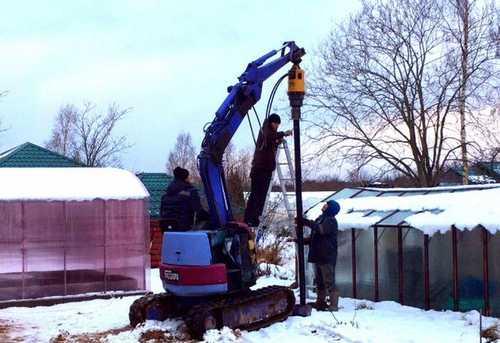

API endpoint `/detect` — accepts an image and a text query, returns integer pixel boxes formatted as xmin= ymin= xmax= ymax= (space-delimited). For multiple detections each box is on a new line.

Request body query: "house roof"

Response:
xmin=305 ymin=184 xmax=500 ymax=236
xmin=450 ymin=165 xmax=497 ymax=184
xmin=0 ymin=142 xmax=84 ymax=168
xmin=136 ymin=173 xmax=173 ymax=218
xmin=477 ymin=161 xmax=500 ymax=177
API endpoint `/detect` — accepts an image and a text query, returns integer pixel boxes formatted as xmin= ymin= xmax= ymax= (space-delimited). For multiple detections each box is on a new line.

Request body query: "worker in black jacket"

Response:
xmin=303 ymin=199 xmax=340 ymax=311
xmin=244 ymin=113 xmax=292 ymax=227
xmin=160 ymin=167 xmax=209 ymax=230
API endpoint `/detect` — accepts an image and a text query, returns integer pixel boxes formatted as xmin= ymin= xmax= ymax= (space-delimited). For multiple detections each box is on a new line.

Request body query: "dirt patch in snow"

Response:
xmin=481 ymin=323 xmax=499 ymax=343
xmin=49 ymin=325 xmax=195 ymax=343
xmin=138 ymin=328 xmax=194 ymax=342
xmin=49 ymin=326 xmax=132 ymax=342
xmin=0 ymin=319 xmax=25 ymax=342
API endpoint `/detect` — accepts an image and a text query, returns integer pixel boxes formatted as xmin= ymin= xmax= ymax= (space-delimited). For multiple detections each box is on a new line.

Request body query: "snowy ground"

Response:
xmin=0 ymin=269 xmax=498 ymax=342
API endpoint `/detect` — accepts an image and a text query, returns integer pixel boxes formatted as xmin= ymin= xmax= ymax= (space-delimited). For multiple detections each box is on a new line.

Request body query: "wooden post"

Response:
xmin=21 ymin=202 xmax=26 ymax=300
xmin=398 ymin=227 xmax=404 ymax=305
xmin=424 ymin=234 xmax=430 ymax=310
xmin=374 ymin=226 xmax=379 ymax=302
xmin=103 ymin=201 xmax=107 ymax=293
xmin=482 ymin=227 xmax=490 ymax=316
xmin=452 ymin=227 xmax=459 ymax=311
xmin=351 ymin=228 xmax=357 ymax=298
xmin=63 ymin=202 xmax=67 ymax=296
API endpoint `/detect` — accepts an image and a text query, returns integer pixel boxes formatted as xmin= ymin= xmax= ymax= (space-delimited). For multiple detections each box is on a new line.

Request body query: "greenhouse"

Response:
xmin=305 ymin=184 xmax=500 ymax=317
xmin=0 ymin=168 xmax=150 ymax=303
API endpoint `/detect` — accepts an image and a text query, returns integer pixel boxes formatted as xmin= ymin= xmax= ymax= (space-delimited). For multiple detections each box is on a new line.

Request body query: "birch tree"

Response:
xmin=444 ymin=0 xmax=498 ymax=184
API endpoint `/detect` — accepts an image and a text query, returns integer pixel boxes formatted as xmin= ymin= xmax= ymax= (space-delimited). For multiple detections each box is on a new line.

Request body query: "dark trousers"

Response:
xmin=244 ymin=168 xmax=273 ymax=226
xmin=314 ymin=263 xmax=336 ymax=292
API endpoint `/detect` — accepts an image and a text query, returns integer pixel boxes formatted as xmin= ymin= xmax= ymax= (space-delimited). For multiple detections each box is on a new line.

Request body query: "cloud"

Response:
xmin=0 ymin=39 xmax=52 ymax=79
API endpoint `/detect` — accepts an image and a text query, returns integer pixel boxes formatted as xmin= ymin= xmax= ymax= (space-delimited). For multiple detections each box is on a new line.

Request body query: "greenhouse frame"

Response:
xmin=304 ymin=185 xmax=500 ymax=317
xmin=0 ymin=168 xmax=150 ymax=304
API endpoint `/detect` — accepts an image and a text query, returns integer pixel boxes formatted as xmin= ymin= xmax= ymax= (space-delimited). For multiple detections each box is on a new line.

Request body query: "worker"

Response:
xmin=303 ymin=200 xmax=340 ymax=311
xmin=244 ymin=113 xmax=292 ymax=227
xmin=160 ymin=167 xmax=209 ymax=230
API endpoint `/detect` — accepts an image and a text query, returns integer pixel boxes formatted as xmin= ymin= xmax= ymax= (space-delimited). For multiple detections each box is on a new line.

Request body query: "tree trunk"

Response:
xmin=458 ymin=0 xmax=470 ymax=185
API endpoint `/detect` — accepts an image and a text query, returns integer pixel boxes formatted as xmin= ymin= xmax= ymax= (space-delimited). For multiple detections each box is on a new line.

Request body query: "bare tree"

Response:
xmin=166 ymin=132 xmax=199 ymax=180
xmin=46 ymin=104 xmax=78 ymax=157
xmin=223 ymin=143 xmax=252 ymax=220
xmin=308 ymin=0 xmax=498 ymax=186
xmin=444 ymin=0 xmax=498 ymax=184
xmin=0 ymin=91 xmax=7 ymax=135
xmin=470 ymin=106 xmax=500 ymax=163
xmin=46 ymin=102 xmax=131 ymax=167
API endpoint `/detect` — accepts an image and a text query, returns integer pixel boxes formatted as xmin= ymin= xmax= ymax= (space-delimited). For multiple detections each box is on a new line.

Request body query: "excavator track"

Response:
xmin=129 ymin=292 xmax=178 ymax=327
xmin=129 ymin=286 xmax=295 ymax=339
xmin=184 ymin=286 xmax=295 ymax=339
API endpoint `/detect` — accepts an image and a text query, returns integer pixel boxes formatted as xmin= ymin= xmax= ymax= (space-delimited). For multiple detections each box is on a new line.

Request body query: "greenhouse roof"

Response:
xmin=0 ymin=168 xmax=149 ymax=201
xmin=305 ymin=184 xmax=500 ymax=236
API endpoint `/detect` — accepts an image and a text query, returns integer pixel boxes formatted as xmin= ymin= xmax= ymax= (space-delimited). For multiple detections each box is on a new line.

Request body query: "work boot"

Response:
xmin=314 ymin=289 xmax=328 ymax=311
xmin=328 ymin=289 xmax=339 ymax=311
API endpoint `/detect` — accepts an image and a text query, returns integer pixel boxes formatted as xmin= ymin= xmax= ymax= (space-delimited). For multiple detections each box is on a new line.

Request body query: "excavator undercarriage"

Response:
xmin=129 ymin=286 xmax=295 ymax=339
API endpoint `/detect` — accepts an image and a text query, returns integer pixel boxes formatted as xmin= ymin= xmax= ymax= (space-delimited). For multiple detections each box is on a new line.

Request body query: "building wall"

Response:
xmin=150 ymin=220 xmax=163 ymax=268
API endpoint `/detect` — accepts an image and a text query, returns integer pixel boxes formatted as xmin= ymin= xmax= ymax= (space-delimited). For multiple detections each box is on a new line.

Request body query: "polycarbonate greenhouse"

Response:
xmin=0 ymin=168 xmax=150 ymax=303
xmin=305 ymin=184 xmax=500 ymax=317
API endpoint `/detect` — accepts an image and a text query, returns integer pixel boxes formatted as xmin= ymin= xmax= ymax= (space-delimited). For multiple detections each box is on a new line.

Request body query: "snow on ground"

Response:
xmin=207 ymin=298 xmax=499 ymax=343
xmin=0 ymin=269 xmax=498 ymax=342
xmin=0 ymin=295 xmax=139 ymax=342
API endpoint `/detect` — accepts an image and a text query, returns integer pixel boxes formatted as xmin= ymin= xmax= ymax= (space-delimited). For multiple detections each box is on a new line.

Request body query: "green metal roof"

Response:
xmin=0 ymin=142 xmax=84 ymax=168
xmin=136 ymin=173 xmax=173 ymax=218
xmin=478 ymin=162 xmax=500 ymax=177
xmin=451 ymin=163 xmax=499 ymax=184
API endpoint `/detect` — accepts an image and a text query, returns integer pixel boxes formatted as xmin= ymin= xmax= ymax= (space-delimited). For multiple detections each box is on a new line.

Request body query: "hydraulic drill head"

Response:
xmin=287 ymin=64 xmax=305 ymax=120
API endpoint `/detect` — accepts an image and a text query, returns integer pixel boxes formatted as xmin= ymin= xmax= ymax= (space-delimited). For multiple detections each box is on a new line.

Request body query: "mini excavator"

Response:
xmin=129 ymin=42 xmax=306 ymax=339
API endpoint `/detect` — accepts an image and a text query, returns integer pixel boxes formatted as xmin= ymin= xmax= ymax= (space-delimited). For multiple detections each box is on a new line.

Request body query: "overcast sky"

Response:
xmin=0 ymin=1 xmax=359 ymax=172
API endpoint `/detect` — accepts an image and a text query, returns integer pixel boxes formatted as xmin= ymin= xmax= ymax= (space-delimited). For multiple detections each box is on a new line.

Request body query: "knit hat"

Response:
xmin=325 ymin=200 xmax=341 ymax=217
xmin=268 ymin=113 xmax=281 ymax=124
xmin=173 ymin=167 xmax=189 ymax=180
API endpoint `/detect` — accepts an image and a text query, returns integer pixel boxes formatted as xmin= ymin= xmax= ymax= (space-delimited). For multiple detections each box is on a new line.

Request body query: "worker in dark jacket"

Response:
xmin=303 ymin=199 xmax=340 ymax=311
xmin=244 ymin=113 xmax=292 ymax=227
xmin=160 ymin=167 xmax=209 ymax=230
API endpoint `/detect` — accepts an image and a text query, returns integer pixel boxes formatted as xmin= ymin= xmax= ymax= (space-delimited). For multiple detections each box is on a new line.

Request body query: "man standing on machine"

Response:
xmin=244 ymin=113 xmax=292 ymax=227
xmin=160 ymin=167 xmax=209 ymax=230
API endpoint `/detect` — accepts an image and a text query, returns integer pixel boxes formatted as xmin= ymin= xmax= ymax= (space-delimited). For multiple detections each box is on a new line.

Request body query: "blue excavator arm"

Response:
xmin=198 ymin=41 xmax=305 ymax=228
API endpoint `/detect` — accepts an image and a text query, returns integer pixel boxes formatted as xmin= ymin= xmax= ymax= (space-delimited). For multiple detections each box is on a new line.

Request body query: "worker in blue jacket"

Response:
xmin=303 ymin=199 xmax=340 ymax=311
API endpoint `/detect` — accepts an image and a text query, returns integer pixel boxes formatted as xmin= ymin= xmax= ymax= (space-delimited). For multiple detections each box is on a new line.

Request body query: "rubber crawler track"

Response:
xmin=184 ymin=286 xmax=295 ymax=339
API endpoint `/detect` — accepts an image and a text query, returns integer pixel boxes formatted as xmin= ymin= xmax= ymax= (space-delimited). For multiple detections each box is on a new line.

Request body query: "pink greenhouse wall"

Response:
xmin=0 ymin=199 xmax=150 ymax=301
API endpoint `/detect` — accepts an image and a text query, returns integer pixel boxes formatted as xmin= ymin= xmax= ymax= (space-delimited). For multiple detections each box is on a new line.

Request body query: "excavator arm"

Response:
xmin=199 ymin=41 xmax=305 ymax=228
